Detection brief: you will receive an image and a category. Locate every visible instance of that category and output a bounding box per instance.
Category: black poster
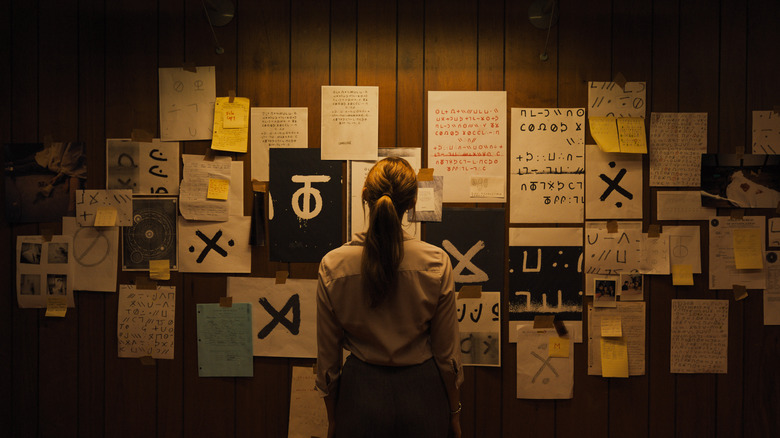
[508,243,582,321]
[122,197,178,271]
[269,148,343,262]
[424,208,505,293]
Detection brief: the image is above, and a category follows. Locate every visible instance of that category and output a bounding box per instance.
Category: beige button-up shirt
[316,232,463,408]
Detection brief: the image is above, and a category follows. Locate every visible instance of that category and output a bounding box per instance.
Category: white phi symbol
[291,175,331,220]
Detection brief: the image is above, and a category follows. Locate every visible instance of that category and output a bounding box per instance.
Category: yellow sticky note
[672,264,694,286]
[616,117,647,153]
[601,317,623,337]
[94,206,118,227]
[207,178,230,200]
[732,228,763,270]
[601,337,629,378]
[149,259,170,281]
[45,295,68,318]
[589,117,620,152]
[212,96,250,152]
[548,337,570,358]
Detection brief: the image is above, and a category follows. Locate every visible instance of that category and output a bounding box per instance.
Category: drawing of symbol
[257,294,300,338]
[671,236,689,258]
[189,229,234,263]
[291,175,331,220]
[442,240,488,283]
[73,228,111,267]
[599,161,633,208]
[530,350,559,384]
[173,81,184,92]
[522,248,542,272]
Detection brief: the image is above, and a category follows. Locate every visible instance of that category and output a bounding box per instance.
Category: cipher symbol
[258,294,301,338]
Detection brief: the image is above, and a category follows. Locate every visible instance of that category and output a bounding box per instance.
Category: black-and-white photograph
[46,274,67,295]
[19,242,42,264]
[47,242,69,264]
[19,274,41,295]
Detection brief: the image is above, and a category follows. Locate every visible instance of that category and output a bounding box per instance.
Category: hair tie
[381,193,392,199]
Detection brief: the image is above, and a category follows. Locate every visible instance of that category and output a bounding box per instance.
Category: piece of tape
[730,209,744,220]
[275,271,289,284]
[131,128,154,143]
[647,224,661,238]
[139,356,156,366]
[417,168,434,181]
[613,72,628,91]
[457,285,482,299]
[607,220,618,233]
[533,315,555,329]
[220,297,233,307]
[252,179,268,192]
[203,148,216,161]
[182,62,197,73]
[733,284,748,301]
[135,276,158,290]
[228,90,236,103]
[40,225,56,242]
[734,144,745,159]
[773,106,780,115]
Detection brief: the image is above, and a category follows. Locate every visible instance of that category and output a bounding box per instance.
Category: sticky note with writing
[732,228,763,270]
[548,337,570,358]
[616,117,647,153]
[45,295,68,318]
[589,117,620,153]
[207,178,230,200]
[600,337,629,378]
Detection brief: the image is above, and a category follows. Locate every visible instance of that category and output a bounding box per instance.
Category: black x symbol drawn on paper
[531,351,559,383]
[191,230,234,263]
[257,294,301,338]
[599,168,633,202]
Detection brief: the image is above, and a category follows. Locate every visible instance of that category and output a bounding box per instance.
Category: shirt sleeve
[315,260,344,398]
[428,252,463,410]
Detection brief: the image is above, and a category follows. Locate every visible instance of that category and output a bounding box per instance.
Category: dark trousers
[335,355,450,438]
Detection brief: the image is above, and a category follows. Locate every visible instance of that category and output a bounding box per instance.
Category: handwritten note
[45,295,68,318]
[588,302,646,376]
[709,216,766,290]
[588,81,646,118]
[117,285,176,359]
[670,299,728,374]
[211,97,250,152]
[159,66,216,141]
[752,110,780,154]
[601,317,622,337]
[665,225,702,273]
[416,187,435,212]
[207,178,230,200]
[656,191,716,221]
[250,107,307,181]
[588,117,620,152]
[649,112,707,186]
[288,366,329,437]
[585,221,644,275]
[732,228,764,269]
[196,303,253,377]
[600,338,629,378]
[510,108,585,223]
[428,91,507,203]
[179,155,232,221]
[616,118,647,153]
[321,86,378,160]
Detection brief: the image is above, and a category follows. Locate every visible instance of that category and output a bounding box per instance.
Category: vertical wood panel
[10,1,41,437]
[647,1,678,437]
[0,0,12,431]
[506,0,557,109]
[357,0,397,147]
[104,2,159,437]
[556,2,611,437]
[744,0,780,436]
[331,0,357,86]
[676,1,720,436]
[396,0,424,148]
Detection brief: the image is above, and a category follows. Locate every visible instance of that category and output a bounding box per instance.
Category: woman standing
[316,157,462,438]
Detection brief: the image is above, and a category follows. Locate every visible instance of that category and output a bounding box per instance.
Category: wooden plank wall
[2,0,779,437]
